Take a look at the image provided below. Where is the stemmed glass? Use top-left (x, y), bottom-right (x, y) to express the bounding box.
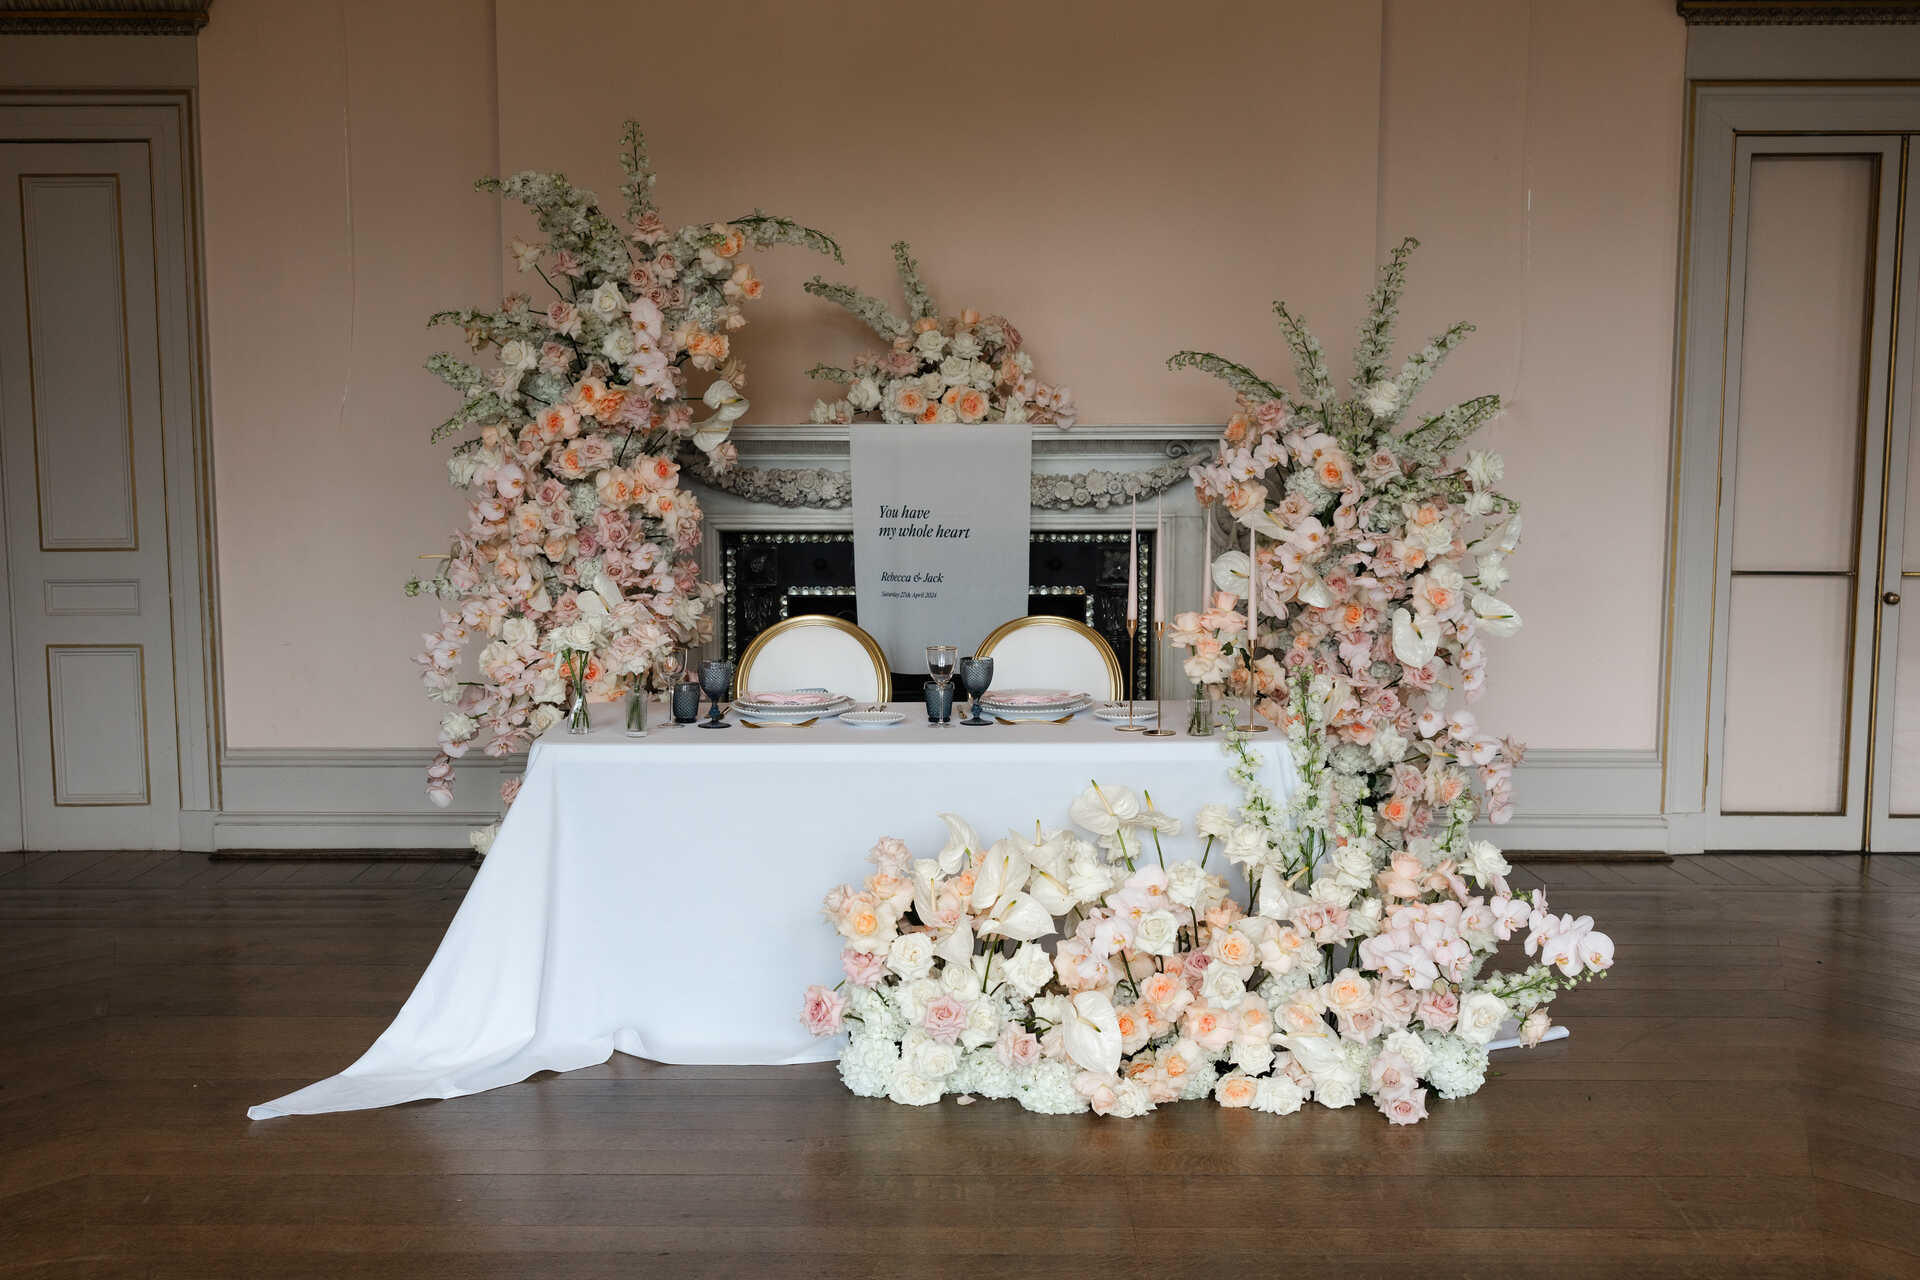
top-left (958, 655), bottom-right (994, 726)
top-left (925, 645), bottom-right (958, 725)
top-left (698, 659), bottom-right (734, 729)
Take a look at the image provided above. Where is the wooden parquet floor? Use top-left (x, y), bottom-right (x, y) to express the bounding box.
top-left (1, 849), bottom-right (1917, 1279)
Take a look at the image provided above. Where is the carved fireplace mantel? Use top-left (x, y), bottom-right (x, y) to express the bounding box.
top-left (687, 425), bottom-right (1222, 696)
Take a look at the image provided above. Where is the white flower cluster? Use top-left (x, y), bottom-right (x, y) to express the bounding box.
top-left (803, 769), bottom-right (1614, 1125)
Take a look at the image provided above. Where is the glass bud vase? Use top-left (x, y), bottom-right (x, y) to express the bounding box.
top-left (1186, 688), bottom-right (1217, 737)
top-left (624, 679), bottom-right (649, 738)
top-left (564, 650), bottom-right (591, 735)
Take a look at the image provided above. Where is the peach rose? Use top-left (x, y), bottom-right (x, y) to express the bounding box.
top-left (1214, 1072), bottom-right (1258, 1108)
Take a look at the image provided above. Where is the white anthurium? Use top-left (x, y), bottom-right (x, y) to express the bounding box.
top-left (1470, 593), bottom-right (1522, 637)
top-left (1256, 870), bottom-right (1311, 919)
top-left (976, 891), bottom-right (1053, 942)
top-left (932, 920), bottom-right (975, 970)
top-left (691, 378), bottom-right (749, 452)
top-left (1062, 991), bottom-right (1123, 1076)
top-left (969, 837), bottom-right (1031, 912)
top-left (1211, 549), bottom-right (1251, 598)
top-left (1069, 783), bottom-right (1140, 837)
top-left (1012, 824), bottom-right (1073, 879)
top-left (1280, 1029), bottom-right (1346, 1077)
top-left (1390, 608), bottom-right (1440, 668)
top-left (934, 813), bottom-right (979, 875)
top-left (909, 857), bottom-right (943, 925)
top-left (1026, 862), bottom-right (1080, 916)
top-left (591, 572), bottom-right (625, 613)
top-left (1296, 575), bottom-right (1336, 609)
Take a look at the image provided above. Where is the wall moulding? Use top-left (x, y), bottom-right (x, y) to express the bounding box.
top-left (1677, 1), bottom-right (1920, 23)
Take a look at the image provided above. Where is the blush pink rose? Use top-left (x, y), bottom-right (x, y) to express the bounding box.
top-left (995, 1025), bottom-right (1042, 1069)
top-left (801, 985), bottom-right (847, 1037)
top-left (841, 949), bottom-right (886, 988)
top-left (1380, 1088), bottom-right (1430, 1126)
top-left (922, 994), bottom-right (970, 1044)
top-left (1416, 989), bottom-right (1459, 1031)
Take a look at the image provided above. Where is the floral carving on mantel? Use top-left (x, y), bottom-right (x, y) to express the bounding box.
top-left (685, 440), bottom-right (1200, 511)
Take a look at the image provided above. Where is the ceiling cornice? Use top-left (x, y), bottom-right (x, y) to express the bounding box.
top-left (1679, 1), bottom-right (1920, 22)
top-left (0, 4), bottom-right (208, 35)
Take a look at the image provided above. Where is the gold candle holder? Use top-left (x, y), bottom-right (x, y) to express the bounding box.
top-left (1144, 621), bottom-right (1174, 736)
top-left (1115, 616), bottom-right (1146, 732)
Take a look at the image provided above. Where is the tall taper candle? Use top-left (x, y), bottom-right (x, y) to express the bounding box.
top-left (1152, 506), bottom-right (1165, 624)
top-left (1203, 508), bottom-right (1212, 602)
top-left (1247, 523), bottom-right (1258, 661)
top-left (1127, 497), bottom-right (1138, 620)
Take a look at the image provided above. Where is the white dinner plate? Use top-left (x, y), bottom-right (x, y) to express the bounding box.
top-left (839, 709), bottom-right (906, 728)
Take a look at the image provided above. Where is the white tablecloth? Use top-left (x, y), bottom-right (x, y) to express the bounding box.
top-left (249, 702), bottom-right (1294, 1119)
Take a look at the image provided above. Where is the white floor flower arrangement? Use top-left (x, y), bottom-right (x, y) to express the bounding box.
top-left (804, 768), bottom-right (1611, 1123)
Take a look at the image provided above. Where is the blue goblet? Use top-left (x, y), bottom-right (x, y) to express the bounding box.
top-left (959, 656), bottom-right (994, 726)
top-left (698, 660), bottom-right (733, 729)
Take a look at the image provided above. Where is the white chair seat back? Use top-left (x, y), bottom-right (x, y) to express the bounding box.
top-left (975, 617), bottom-right (1122, 699)
top-left (737, 617), bottom-right (889, 705)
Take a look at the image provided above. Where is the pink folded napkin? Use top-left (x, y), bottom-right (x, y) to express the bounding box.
top-left (986, 690), bottom-right (1084, 706)
top-left (738, 691), bottom-right (838, 706)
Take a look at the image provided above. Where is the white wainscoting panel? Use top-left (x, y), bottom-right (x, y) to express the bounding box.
top-left (46, 644), bottom-right (148, 805)
top-left (214, 744), bottom-right (1671, 853)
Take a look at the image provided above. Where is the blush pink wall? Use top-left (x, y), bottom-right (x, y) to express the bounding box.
top-left (198, 0), bottom-right (1685, 752)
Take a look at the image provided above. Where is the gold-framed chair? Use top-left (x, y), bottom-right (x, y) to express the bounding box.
top-left (735, 614), bottom-right (892, 704)
top-left (973, 615), bottom-right (1124, 700)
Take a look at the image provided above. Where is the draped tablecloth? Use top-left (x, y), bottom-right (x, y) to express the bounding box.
top-left (249, 702), bottom-right (1294, 1119)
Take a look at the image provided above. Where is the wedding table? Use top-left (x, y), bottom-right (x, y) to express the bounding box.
top-left (248, 701), bottom-right (1295, 1119)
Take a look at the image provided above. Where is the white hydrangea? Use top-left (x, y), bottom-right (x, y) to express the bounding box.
top-left (1421, 1032), bottom-right (1489, 1100)
top-left (1179, 1058), bottom-right (1221, 1102)
top-left (950, 1048), bottom-right (1020, 1099)
top-left (839, 1032), bottom-right (899, 1098)
top-left (1017, 1061), bottom-right (1090, 1114)
top-left (847, 985), bottom-right (905, 1041)
top-left (1107, 1080), bottom-right (1155, 1117)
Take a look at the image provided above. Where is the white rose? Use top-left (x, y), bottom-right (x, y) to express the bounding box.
top-left (1201, 964), bottom-right (1246, 1006)
top-left (529, 703), bottom-right (562, 734)
top-left (886, 933), bottom-right (936, 982)
top-left (887, 1071), bottom-right (943, 1106)
top-left (1457, 991), bottom-right (1509, 1045)
top-left (961, 1000), bottom-right (1002, 1049)
top-left (1384, 1029), bottom-right (1432, 1074)
top-left (1134, 910), bottom-right (1180, 957)
top-left (1166, 861), bottom-right (1209, 909)
top-left (1465, 839), bottom-right (1511, 885)
top-left (914, 329), bottom-right (946, 360)
top-left (468, 823), bottom-right (498, 857)
top-left (1195, 803), bottom-right (1235, 839)
top-left (1465, 449), bottom-right (1505, 489)
top-left (1312, 1065), bottom-right (1364, 1109)
top-left (949, 332), bottom-right (982, 359)
top-left (938, 355), bottom-right (972, 386)
top-left (439, 712), bottom-right (478, 742)
top-left (499, 339), bottom-right (537, 372)
top-left (501, 616), bottom-right (536, 647)
top-left (901, 1029), bottom-right (961, 1079)
top-left (1362, 380), bottom-right (1400, 416)
top-left (897, 977), bottom-right (943, 1025)
top-left (589, 281), bottom-right (625, 319)
top-left (1252, 1074), bottom-right (1307, 1115)
top-left (1002, 942), bottom-right (1053, 999)
top-left (848, 376), bottom-right (881, 411)
top-left (1224, 822), bottom-right (1268, 867)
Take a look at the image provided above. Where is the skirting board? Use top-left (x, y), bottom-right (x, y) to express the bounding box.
top-left (213, 744), bottom-right (1671, 855)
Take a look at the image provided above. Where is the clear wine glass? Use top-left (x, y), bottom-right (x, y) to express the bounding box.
top-left (925, 645), bottom-right (958, 725)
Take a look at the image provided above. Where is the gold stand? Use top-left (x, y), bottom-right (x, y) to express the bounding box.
top-left (1144, 621), bottom-right (1174, 736)
top-left (1115, 616), bottom-right (1146, 732)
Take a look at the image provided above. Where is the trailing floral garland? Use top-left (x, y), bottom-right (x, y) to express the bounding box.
top-left (406, 123), bottom-right (836, 824)
top-left (802, 763), bottom-right (1612, 1122)
top-left (805, 241), bottom-right (1076, 428)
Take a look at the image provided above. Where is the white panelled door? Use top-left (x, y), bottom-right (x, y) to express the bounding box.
top-left (0, 142), bottom-right (181, 848)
